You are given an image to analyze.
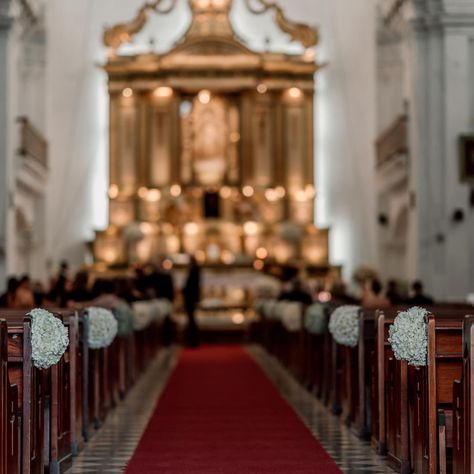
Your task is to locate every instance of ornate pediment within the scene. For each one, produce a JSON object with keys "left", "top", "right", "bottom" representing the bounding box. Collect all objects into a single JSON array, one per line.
[{"left": 103, "top": 0, "right": 319, "bottom": 57}]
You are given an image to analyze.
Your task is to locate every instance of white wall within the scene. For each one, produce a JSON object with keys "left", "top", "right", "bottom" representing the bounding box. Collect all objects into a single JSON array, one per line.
[{"left": 37, "top": 0, "right": 378, "bottom": 281}]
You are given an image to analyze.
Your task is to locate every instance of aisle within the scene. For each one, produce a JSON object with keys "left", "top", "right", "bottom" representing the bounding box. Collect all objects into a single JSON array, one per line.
[{"left": 126, "top": 346, "right": 341, "bottom": 473}]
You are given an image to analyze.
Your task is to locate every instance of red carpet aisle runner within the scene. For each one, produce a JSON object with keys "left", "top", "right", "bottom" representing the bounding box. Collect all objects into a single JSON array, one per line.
[{"left": 126, "top": 346, "right": 341, "bottom": 473}]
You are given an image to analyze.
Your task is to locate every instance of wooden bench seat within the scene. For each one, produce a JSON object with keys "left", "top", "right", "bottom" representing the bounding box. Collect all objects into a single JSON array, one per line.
[{"left": 452, "top": 315, "right": 474, "bottom": 474}]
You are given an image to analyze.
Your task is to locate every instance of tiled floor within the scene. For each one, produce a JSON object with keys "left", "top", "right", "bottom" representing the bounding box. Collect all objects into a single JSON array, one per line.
[
  {"left": 66, "top": 347, "right": 178, "bottom": 473},
  {"left": 67, "top": 345, "right": 395, "bottom": 473}
]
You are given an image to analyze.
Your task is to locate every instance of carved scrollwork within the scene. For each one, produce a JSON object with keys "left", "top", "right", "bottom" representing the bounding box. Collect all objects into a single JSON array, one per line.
[
  {"left": 245, "top": 0, "right": 319, "bottom": 48},
  {"left": 103, "top": 0, "right": 177, "bottom": 51}
]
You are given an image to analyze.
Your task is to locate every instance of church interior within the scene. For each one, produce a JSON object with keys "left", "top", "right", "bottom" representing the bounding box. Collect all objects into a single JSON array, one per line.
[{"left": 0, "top": 0, "right": 474, "bottom": 472}]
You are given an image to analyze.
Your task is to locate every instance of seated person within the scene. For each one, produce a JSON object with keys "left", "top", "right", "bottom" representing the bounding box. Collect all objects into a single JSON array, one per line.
[
  {"left": 407, "top": 280, "right": 434, "bottom": 306},
  {"left": 362, "top": 279, "right": 390, "bottom": 309}
]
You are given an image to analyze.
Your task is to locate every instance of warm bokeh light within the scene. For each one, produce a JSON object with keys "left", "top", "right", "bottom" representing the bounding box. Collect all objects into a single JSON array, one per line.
[
  {"left": 184, "top": 222, "right": 200, "bottom": 236},
  {"left": 146, "top": 189, "right": 161, "bottom": 202},
  {"left": 122, "top": 87, "right": 133, "bottom": 98},
  {"left": 162, "top": 258, "right": 173, "bottom": 270},
  {"left": 170, "top": 184, "right": 182, "bottom": 197},
  {"left": 243, "top": 221, "right": 259, "bottom": 236},
  {"left": 318, "top": 291, "right": 332, "bottom": 303},
  {"left": 154, "top": 87, "right": 173, "bottom": 98},
  {"left": 275, "top": 186, "right": 286, "bottom": 199},
  {"left": 221, "top": 250, "right": 235, "bottom": 265},
  {"left": 242, "top": 185, "right": 254, "bottom": 198},
  {"left": 257, "top": 83, "right": 267, "bottom": 94},
  {"left": 288, "top": 87, "right": 302, "bottom": 99},
  {"left": 108, "top": 184, "right": 119, "bottom": 199},
  {"left": 219, "top": 186, "right": 232, "bottom": 199},
  {"left": 232, "top": 312, "right": 245, "bottom": 324},
  {"left": 253, "top": 259, "right": 264, "bottom": 270},
  {"left": 138, "top": 187, "right": 148, "bottom": 199},
  {"left": 198, "top": 89, "right": 211, "bottom": 104},
  {"left": 255, "top": 247, "right": 268, "bottom": 259}
]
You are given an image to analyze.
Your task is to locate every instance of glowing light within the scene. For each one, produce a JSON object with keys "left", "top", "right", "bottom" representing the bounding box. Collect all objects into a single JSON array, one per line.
[
  {"left": 221, "top": 250, "right": 235, "bottom": 265},
  {"left": 264, "top": 188, "right": 278, "bottom": 202},
  {"left": 243, "top": 221, "right": 259, "bottom": 236},
  {"left": 220, "top": 186, "right": 232, "bottom": 199},
  {"left": 232, "top": 312, "right": 245, "bottom": 325},
  {"left": 275, "top": 186, "right": 286, "bottom": 199},
  {"left": 230, "top": 132, "right": 240, "bottom": 143},
  {"left": 184, "top": 222, "right": 200, "bottom": 236},
  {"left": 122, "top": 88, "right": 133, "bottom": 98},
  {"left": 146, "top": 189, "right": 161, "bottom": 202},
  {"left": 257, "top": 83, "right": 268, "bottom": 94},
  {"left": 103, "top": 248, "right": 118, "bottom": 264},
  {"left": 108, "top": 184, "right": 119, "bottom": 199},
  {"left": 198, "top": 89, "right": 211, "bottom": 105},
  {"left": 256, "top": 247, "right": 268, "bottom": 259},
  {"left": 305, "top": 184, "right": 316, "bottom": 199},
  {"left": 139, "top": 222, "right": 154, "bottom": 235},
  {"left": 138, "top": 187, "right": 148, "bottom": 199},
  {"left": 170, "top": 184, "right": 182, "bottom": 197},
  {"left": 288, "top": 87, "right": 302, "bottom": 99},
  {"left": 154, "top": 87, "right": 173, "bottom": 98},
  {"left": 318, "top": 291, "right": 332, "bottom": 303},
  {"left": 242, "top": 185, "right": 254, "bottom": 198},
  {"left": 195, "top": 249, "right": 206, "bottom": 263},
  {"left": 162, "top": 259, "right": 173, "bottom": 270},
  {"left": 253, "top": 259, "right": 264, "bottom": 270}
]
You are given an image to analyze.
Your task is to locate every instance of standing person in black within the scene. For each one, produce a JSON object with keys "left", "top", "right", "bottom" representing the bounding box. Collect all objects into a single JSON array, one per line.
[{"left": 183, "top": 256, "right": 201, "bottom": 347}]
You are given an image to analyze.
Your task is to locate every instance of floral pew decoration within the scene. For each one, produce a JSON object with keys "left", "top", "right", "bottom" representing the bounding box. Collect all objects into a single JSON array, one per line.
[
  {"left": 86, "top": 307, "right": 118, "bottom": 349},
  {"left": 113, "top": 304, "right": 134, "bottom": 337},
  {"left": 305, "top": 303, "right": 328, "bottom": 335},
  {"left": 30, "top": 308, "right": 69, "bottom": 369},
  {"left": 276, "top": 301, "right": 303, "bottom": 332},
  {"left": 388, "top": 306, "right": 428, "bottom": 366},
  {"left": 150, "top": 298, "right": 173, "bottom": 323},
  {"left": 328, "top": 305, "right": 360, "bottom": 347},
  {"left": 262, "top": 299, "right": 278, "bottom": 320},
  {"left": 132, "top": 301, "right": 154, "bottom": 331}
]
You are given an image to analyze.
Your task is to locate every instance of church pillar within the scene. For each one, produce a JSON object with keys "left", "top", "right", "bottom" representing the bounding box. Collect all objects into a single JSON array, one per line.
[{"left": 0, "top": 0, "right": 12, "bottom": 290}]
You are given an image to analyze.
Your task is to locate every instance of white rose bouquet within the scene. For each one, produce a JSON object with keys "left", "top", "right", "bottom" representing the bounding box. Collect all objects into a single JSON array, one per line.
[
  {"left": 388, "top": 306, "right": 428, "bottom": 366},
  {"left": 328, "top": 305, "right": 360, "bottom": 347},
  {"left": 30, "top": 308, "right": 69, "bottom": 369},
  {"left": 87, "top": 307, "right": 118, "bottom": 349}
]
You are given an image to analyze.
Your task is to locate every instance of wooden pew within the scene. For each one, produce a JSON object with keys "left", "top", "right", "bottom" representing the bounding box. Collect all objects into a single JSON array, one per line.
[
  {"left": 452, "top": 315, "right": 474, "bottom": 474},
  {"left": 373, "top": 307, "right": 470, "bottom": 473},
  {"left": 0, "top": 319, "right": 7, "bottom": 474},
  {"left": 2, "top": 313, "right": 44, "bottom": 474}
]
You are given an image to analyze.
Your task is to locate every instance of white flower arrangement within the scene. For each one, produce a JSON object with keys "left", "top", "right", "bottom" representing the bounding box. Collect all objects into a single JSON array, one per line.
[
  {"left": 150, "top": 299, "right": 173, "bottom": 321},
  {"left": 305, "top": 303, "right": 328, "bottom": 335},
  {"left": 114, "top": 303, "right": 134, "bottom": 337},
  {"left": 87, "top": 307, "right": 118, "bottom": 349},
  {"left": 279, "top": 301, "right": 303, "bottom": 332},
  {"left": 132, "top": 301, "right": 153, "bottom": 330},
  {"left": 253, "top": 298, "right": 266, "bottom": 314},
  {"left": 388, "top": 306, "right": 428, "bottom": 367},
  {"left": 262, "top": 299, "right": 278, "bottom": 320},
  {"left": 29, "top": 308, "right": 69, "bottom": 370},
  {"left": 328, "top": 305, "right": 360, "bottom": 347}
]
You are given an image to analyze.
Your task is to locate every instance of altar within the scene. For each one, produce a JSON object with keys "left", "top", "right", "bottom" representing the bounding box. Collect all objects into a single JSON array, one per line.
[{"left": 92, "top": 0, "right": 336, "bottom": 282}]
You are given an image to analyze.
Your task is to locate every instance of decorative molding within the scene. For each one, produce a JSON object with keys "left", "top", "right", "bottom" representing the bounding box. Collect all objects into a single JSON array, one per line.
[
  {"left": 103, "top": 0, "right": 319, "bottom": 54},
  {"left": 376, "top": 115, "right": 408, "bottom": 168},
  {"left": 17, "top": 116, "right": 48, "bottom": 168},
  {"left": 244, "top": 0, "right": 319, "bottom": 48}
]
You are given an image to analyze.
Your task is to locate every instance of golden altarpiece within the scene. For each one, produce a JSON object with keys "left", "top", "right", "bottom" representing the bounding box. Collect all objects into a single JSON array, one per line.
[{"left": 93, "top": 0, "right": 332, "bottom": 274}]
